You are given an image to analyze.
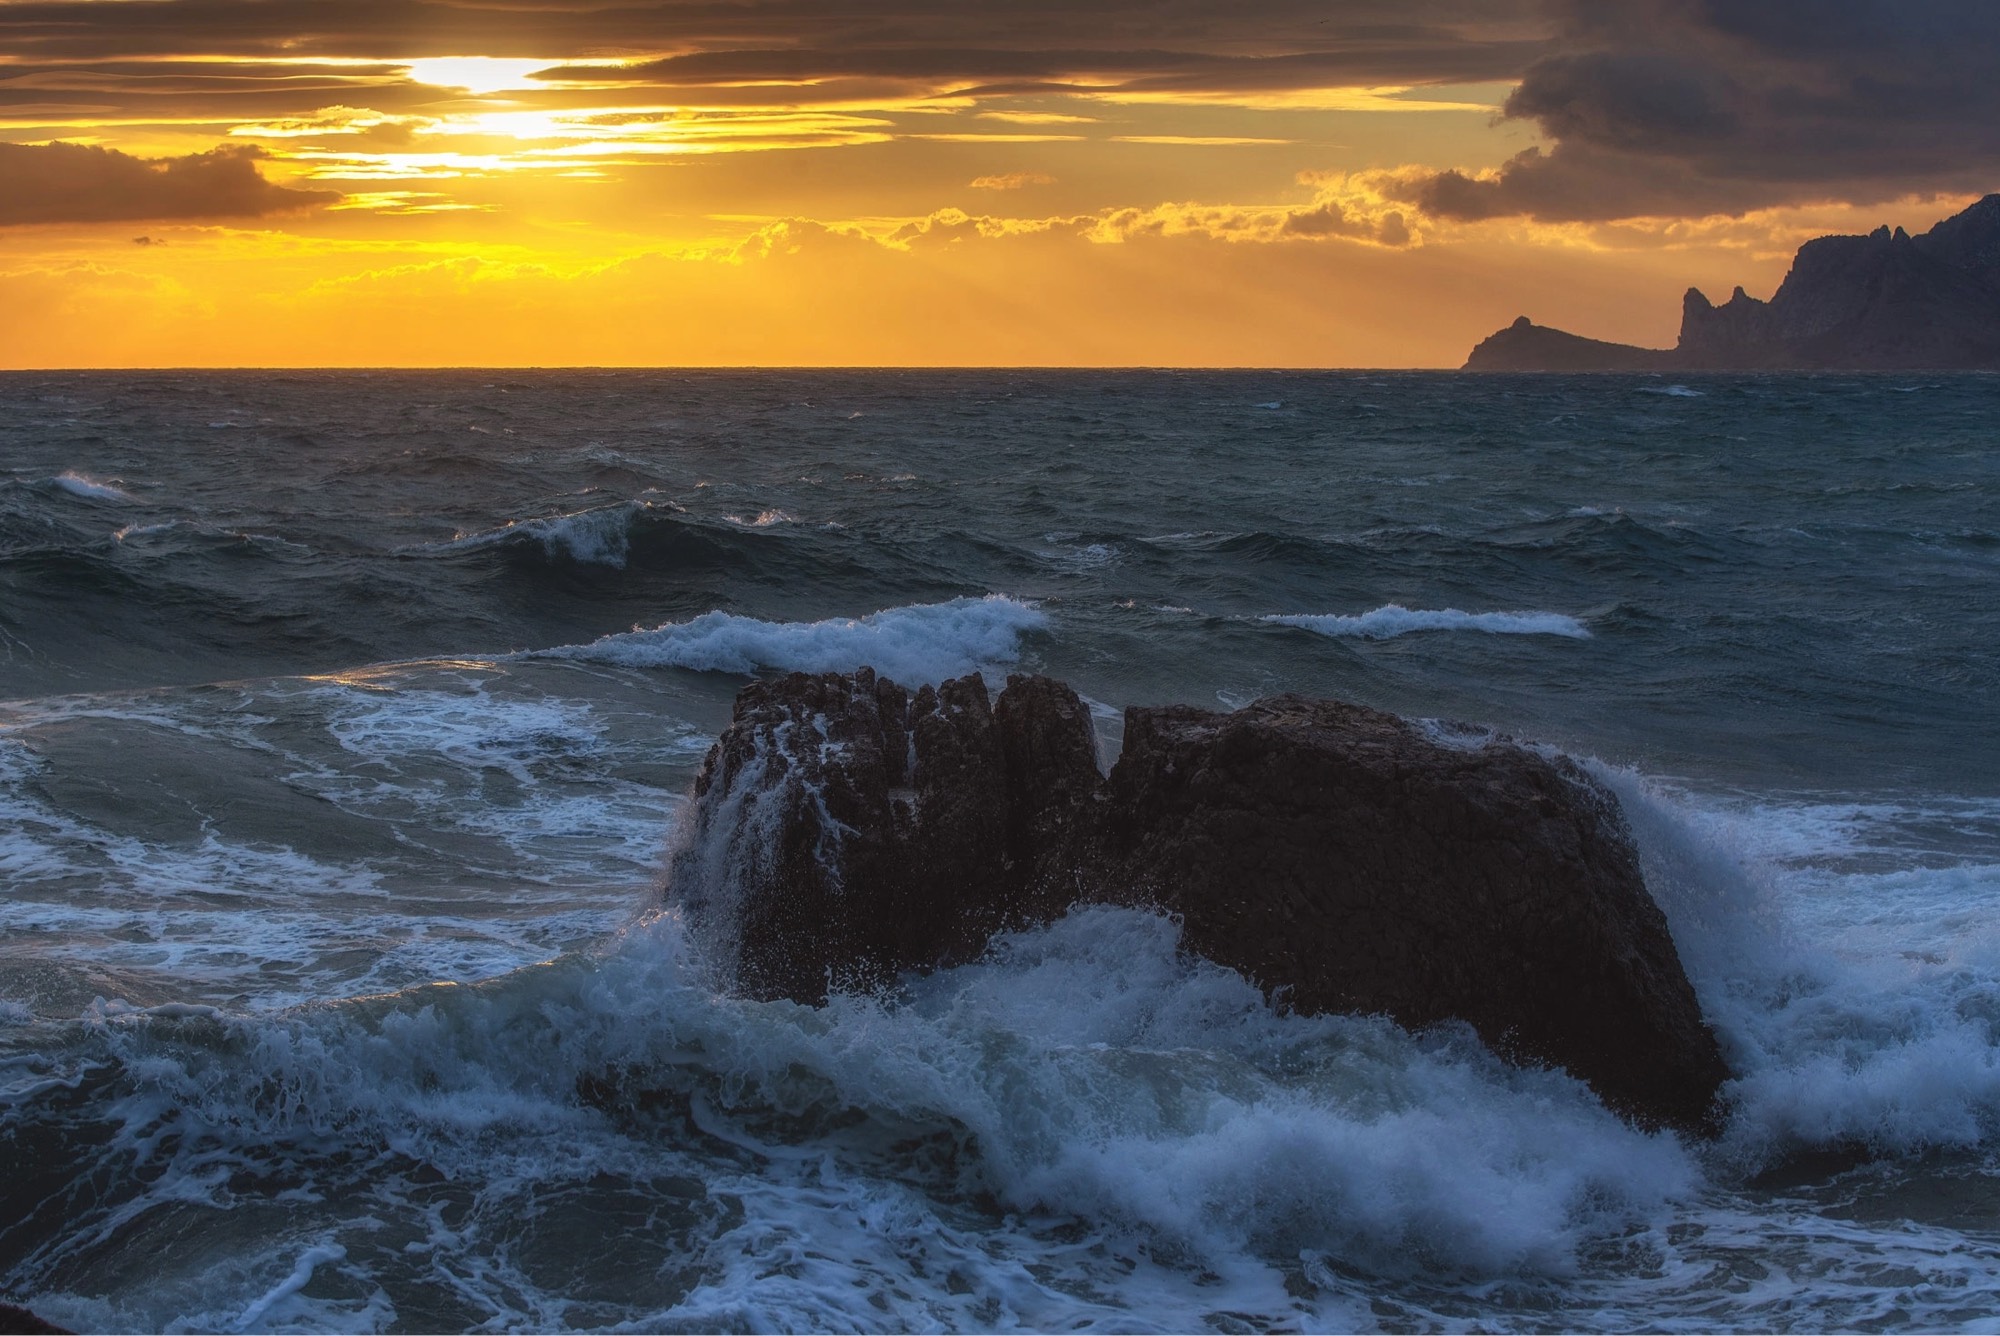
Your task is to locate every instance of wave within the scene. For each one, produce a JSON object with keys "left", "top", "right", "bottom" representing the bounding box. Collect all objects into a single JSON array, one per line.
[
  {"left": 1262, "top": 604, "right": 1592, "bottom": 640},
  {"left": 721, "top": 509, "right": 795, "bottom": 529},
  {"left": 107, "top": 519, "right": 311, "bottom": 554},
  {"left": 427, "top": 500, "right": 660, "bottom": 568},
  {"left": 4, "top": 906, "right": 1697, "bottom": 1334},
  {"left": 527, "top": 595, "right": 1047, "bottom": 684},
  {"left": 1138, "top": 529, "right": 1346, "bottom": 565},
  {"left": 13, "top": 750, "right": 2000, "bottom": 1330},
  {"left": 1602, "top": 768, "right": 2000, "bottom": 1165},
  {"left": 48, "top": 471, "right": 133, "bottom": 503},
  {"left": 0, "top": 674, "right": 671, "bottom": 1007}
]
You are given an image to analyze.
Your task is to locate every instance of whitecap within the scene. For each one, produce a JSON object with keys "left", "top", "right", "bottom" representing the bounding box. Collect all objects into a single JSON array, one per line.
[
  {"left": 50, "top": 470, "right": 133, "bottom": 502},
  {"left": 430, "top": 500, "right": 653, "bottom": 568},
  {"left": 721, "top": 509, "right": 794, "bottom": 528},
  {"left": 1261, "top": 604, "right": 1592, "bottom": 640},
  {"left": 112, "top": 521, "right": 178, "bottom": 541},
  {"left": 527, "top": 595, "right": 1047, "bottom": 684}
]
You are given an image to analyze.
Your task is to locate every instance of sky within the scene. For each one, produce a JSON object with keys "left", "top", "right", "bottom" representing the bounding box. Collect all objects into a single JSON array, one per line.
[{"left": 2, "top": 0, "right": 1996, "bottom": 367}]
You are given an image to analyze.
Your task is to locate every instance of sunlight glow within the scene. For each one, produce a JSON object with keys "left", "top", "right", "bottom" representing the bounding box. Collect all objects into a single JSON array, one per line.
[{"left": 402, "top": 57, "right": 554, "bottom": 94}]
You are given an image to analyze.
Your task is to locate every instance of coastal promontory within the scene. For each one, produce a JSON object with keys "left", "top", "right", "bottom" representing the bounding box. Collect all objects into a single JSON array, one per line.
[{"left": 1465, "top": 194, "right": 2000, "bottom": 371}]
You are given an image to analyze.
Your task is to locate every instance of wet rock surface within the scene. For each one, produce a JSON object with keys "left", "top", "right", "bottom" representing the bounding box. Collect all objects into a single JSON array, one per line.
[
  {"left": 669, "top": 669, "right": 1729, "bottom": 1130},
  {"left": 666, "top": 666, "right": 1099, "bottom": 1003},
  {"left": 1083, "top": 694, "right": 1729, "bottom": 1131},
  {"left": 0, "top": 1302, "right": 71, "bottom": 1335}
]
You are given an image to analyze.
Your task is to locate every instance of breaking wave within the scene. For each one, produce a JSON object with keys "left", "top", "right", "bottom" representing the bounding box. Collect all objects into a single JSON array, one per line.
[
  {"left": 528, "top": 596, "right": 1048, "bottom": 684},
  {"left": 426, "top": 500, "right": 659, "bottom": 568},
  {"left": 49, "top": 471, "right": 134, "bottom": 503}
]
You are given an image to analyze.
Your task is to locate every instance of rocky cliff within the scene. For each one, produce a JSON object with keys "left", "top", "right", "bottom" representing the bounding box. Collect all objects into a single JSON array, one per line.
[
  {"left": 667, "top": 669, "right": 1731, "bottom": 1132},
  {"left": 1464, "top": 193, "right": 2000, "bottom": 371}
]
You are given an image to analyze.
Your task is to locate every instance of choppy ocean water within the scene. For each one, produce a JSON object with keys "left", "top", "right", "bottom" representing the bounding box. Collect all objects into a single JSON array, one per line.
[{"left": 0, "top": 369, "right": 1996, "bottom": 1333}]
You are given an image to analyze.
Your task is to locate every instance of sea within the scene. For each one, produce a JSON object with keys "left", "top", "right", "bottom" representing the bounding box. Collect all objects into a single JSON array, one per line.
[{"left": 0, "top": 369, "right": 1996, "bottom": 1334}]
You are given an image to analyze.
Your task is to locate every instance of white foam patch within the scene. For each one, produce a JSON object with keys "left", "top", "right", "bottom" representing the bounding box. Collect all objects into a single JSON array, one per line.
[
  {"left": 112, "top": 521, "right": 178, "bottom": 541},
  {"left": 899, "top": 914, "right": 1694, "bottom": 1277},
  {"left": 530, "top": 595, "right": 1048, "bottom": 684},
  {"left": 1262, "top": 604, "right": 1592, "bottom": 640},
  {"left": 297, "top": 680, "right": 692, "bottom": 872},
  {"left": 721, "top": 509, "right": 794, "bottom": 528},
  {"left": 0, "top": 676, "right": 685, "bottom": 1007},
  {"left": 323, "top": 687, "right": 605, "bottom": 784},
  {"left": 1596, "top": 767, "right": 2000, "bottom": 1164},
  {"left": 1038, "top": 539, "right": 1120, "bottom": 573},
  {"left": 30, "top": 868, "right": 2000, "bottom": 1333},
  {"left": 49, "top": 471, "right": 133, "bottom": 502},
  {"left": 37, "top": 906, "right": 1696, "bottom": 1334}
]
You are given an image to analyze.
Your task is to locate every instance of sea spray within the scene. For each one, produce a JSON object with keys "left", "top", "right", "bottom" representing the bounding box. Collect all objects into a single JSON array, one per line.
[
  {"left": 5, "top": 369, "right": 1999, "bottom": 1333},
  {"left": 1601, "top": 766, "right": 2000, "bottom": 1166}
]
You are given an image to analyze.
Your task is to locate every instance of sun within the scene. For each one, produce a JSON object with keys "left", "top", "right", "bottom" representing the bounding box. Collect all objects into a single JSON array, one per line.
[{"left": 403, "top": 57, "right": 553, "bottom": 95}]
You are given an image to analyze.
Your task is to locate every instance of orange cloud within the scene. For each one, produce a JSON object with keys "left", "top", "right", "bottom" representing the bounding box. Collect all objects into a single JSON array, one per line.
[{"left": 969, "top": 171, "right": 1056, "bottom": 190}]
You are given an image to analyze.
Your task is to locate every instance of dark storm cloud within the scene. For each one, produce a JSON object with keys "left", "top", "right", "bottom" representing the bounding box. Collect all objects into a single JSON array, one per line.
[
  {"left": 1394, "top": 0, "right": 2000, "bottom": 220},
  {"left": 0, "top": 1, "right": 1540, "bottom": 63},
  {"left": 0, "top": 1, "right": 1544, "bottom": 122},
  {"left": 0, "top": 141, "right": 333, "bottom": 225},
  {"left": 0, "top": 56, "right": 462, "bottom": 128},
  {"left": 558, "top": 36, "right": 1543, "bottom": 95}
]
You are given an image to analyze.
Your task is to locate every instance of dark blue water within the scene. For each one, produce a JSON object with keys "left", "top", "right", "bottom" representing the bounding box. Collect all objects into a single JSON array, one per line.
[{"left": 2, "top": 371, "right": 1997, "bottom": 1332}]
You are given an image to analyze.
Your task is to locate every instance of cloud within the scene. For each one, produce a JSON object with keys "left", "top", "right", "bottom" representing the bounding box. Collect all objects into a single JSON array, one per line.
[
  {"left": 969, "top": 172, "right": 1057, "bottom": 189},
  {"left": 1089, "top": 175, "right": 1416, "bottom": 246},
  {"left": 710, "top": 181, "right": 1418, "bottom": 259},
  {"left": 0, "top": 1, "right": 1545, "bottom": 122},
  {"left": 0, "top": 141, "right": 333, "bottom": 226},
  {"left": 569, "top": 37, "right": 1541, "bottom": 101},
  {"left": 1390, "top": 0, "right": 2000, "bottom": 221}
]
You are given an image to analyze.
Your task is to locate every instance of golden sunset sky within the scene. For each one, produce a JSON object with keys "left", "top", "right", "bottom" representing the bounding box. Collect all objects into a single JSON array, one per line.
[{"left": 2, "top": 0, "right": 1993, "bottom": 367}]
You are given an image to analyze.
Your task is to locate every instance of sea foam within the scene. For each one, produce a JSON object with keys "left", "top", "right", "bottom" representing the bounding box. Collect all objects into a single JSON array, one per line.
[
  {"left": 35, "top": 904, "right": 1694, "bottom": 1334},
  {"left": 530, "top": 595, "right": 1048, "bottom": 684},
  {"left": 1599, "top": 767, "right": 2000, "bottom": 1165},
  {"left": 49, "top": 471, "right": 133, "bottom": 502},
  {"left": 1262, "top": 604, "right": 1592, "bottom": 640}
]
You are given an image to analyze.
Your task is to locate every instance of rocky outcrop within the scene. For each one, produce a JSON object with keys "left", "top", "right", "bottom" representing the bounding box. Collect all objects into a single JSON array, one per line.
[
  {"left": 1463, "top": 316, "right": 1676, "bottom": 371},
  {"left": 1463, "top": 192, "right": 2000, "bottom": 371},
  {"left": 0, "top": 1303, "right": 72, "bottom": 1335},
  {"left": 667, "top": 670, "right": 1730, "bottom": 1131},
  {"left": 665, "top": 666, "right": 1100, "bottom": 1003},
  {"left": 1082, "top": 695, "right": 1728, "bottom": 1131}
]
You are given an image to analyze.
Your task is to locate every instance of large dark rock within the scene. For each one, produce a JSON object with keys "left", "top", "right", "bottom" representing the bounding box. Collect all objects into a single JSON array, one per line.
[
  {"left": 667, "top": 670, "right": 1729, "bottom": 1131},
  {"left": 1462, "top": 192, "right": 2000, "bottom": 371},
  {"left": 667, "top": 666, "right": 1099, "bottom": 1003},
  {"left": 0, "top": 1303, "right": 71, "bottom": 1335},
  {"left": 1083, "top": 695, "right": 1728, "bottom": 1131}
]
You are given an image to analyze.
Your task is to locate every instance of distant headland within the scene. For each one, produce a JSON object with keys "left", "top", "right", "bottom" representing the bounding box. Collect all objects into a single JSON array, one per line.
[{"left": 1464, "top": 194, "right": 2000, "bottom": 371}]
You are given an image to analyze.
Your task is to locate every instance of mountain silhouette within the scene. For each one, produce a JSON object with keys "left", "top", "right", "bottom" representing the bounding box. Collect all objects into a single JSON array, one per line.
[{"left": 1465, "top": 195, "right": 2000, "bottom": 371}]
